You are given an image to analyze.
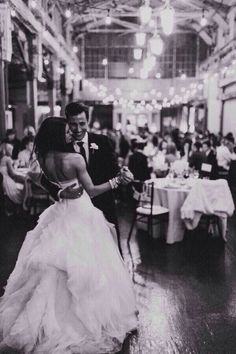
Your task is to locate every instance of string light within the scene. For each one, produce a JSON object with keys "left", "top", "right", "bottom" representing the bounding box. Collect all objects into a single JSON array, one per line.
[
  {"left": 65, "top": 8, "right": 72, "bottom": 18},
  {"left": 11, "top": 9, "right": 16, "bottom": 17},
  {"left": 73, "top": 46, "right": 78, "bottom": 53},
  {"left": 128, "top": 67, "right": 134, "bottom": 74},
  {"left": 30, "top": 0, "right": 36, "bottom": 9},
  {"left": 102, "top": 58, "right": 108, "bottom": 66}
]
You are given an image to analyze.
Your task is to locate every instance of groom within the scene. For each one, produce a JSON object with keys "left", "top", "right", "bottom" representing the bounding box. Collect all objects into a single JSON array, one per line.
[{"left": 41, "top": 102, "right": 132, "bottom": 255}]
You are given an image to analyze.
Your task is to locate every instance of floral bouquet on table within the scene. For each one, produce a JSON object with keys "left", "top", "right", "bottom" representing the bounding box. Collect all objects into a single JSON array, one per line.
[{"left": 171, "top": 160, "right": 189, "bottom": 178}]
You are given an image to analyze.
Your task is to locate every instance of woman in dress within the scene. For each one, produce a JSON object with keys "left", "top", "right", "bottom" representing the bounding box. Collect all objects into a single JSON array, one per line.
[
  {"left": 0, "top": 117, "right": 137, "bottom": 354},
  {"left": 0, "top": 142, "right": 25, "bottom": 205}
]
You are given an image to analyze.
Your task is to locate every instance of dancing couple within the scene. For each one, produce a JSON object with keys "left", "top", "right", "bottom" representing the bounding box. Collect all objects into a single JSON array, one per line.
[{"left": 0, "top": 103, "right": 138, "bottom": 353}]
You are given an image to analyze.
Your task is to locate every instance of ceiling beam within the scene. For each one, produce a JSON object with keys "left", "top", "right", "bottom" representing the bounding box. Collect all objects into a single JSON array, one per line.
[{"left": 191, "top": 23, "right": 213, "bottom": 45}]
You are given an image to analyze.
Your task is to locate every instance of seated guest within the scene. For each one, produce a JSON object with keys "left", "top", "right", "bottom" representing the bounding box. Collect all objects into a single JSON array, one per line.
[
  {"left": 202, "top": 140, "right": 218, "bottom": 179},
  {"left": 3, "top": 129, "right": 21, "bottom": 160},
  {"left": 189, "top": 141, "right": 205, "bottom": 172},
  {"left": 128, "top": 140, "right": 151, "bottom": 182},
  {"left": 144, "top": 134, "right": 159, "bottom": 157},
  {"left": 165, "top": 142, "right": 178, "bottom": 165},
  {"left": 21, "top": 125, "right": 36, "bottom": 150},
  {"left": 158, "top": 139, "right": 168, "bottom": 155},
  {"left": 216, "top": 136, "right": 236, "bottom": 173},
  {"left": 0, "top": 143, "right": 25, "bottom": 205},
  {"left": 17, "top": 136, "right": 35, "bottom": 167}
]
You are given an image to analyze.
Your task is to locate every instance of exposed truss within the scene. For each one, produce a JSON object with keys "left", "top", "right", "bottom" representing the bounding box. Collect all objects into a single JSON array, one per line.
[{"left": 57, "top": 0, "right": 232, "bottom": 45}]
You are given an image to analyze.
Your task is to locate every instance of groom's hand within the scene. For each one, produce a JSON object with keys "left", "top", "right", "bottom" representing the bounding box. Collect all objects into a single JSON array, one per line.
[
  {"left": 118, "top": 167, "right": 134, "bottom": 185},
  {"left": 60, "top": 184, "right": 83, "bottom": 200}
]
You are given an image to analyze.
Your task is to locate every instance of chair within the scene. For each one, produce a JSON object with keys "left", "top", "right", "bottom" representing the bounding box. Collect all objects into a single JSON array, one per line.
[
  {"left": 24, "top": 178, "right": 53, "bottom": 215},
  {"left": 127, "top": 180, "right": 169, "bottom": 243}
]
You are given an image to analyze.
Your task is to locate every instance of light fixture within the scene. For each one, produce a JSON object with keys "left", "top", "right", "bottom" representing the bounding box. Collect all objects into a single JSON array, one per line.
[
  {"left": 143, "top": 54, "right": 156, "bottom": 72},
  {"left": 155, "top": 72, "right": 161, "bottom": 79},
  {"left": 102, "top": 58, "right": 108, "bottom": 66},
  {"left": 73, "top": 46, "right": 78, "bottom": 53},
  {"left": 140, "top": 67, "right": 148, "bottom": 79},
  {"left": 140, "top": 0, "right": 152, "bottom": 25},
  {"left": 160, "top": 0, "right": 175, "bottom": 36},
  {"left": 11, "top": 8, "right": 16, "bottom": 17},
  {"left": 200, "top": 9, "right": 207, "bottom": 27},
  {"left": 30, "top": 0, "right": 36, "bottom": 9},
  {"left": 133, "top": 48, "right": 142, "bottom": 60},
  {"left": 65, "top": 8, "right": 72, "bottom": 18},
  {"left": 57, "top": 67, "right": 65, "bottom": 75},
  {"left": 135, "top": 32, "right": 146, "bottom": 47},
  {"left": 43, "top": 58, "right": 50, "bottom": 65},
  {"left": 105, "top": 9, "right": 112, "bottom": 25},
  {"left": 149, "top": 33, "right": 164, "bottom": 56},
  {"left": 128, "top": 67, "right": 134, "bottom": 74}
]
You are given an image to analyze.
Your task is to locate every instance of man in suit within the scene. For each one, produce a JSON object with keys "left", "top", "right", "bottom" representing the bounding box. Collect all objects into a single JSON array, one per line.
[
  {"left": 128, "top": 140, "right": 151, "bottom": 182},
  {"left": 41, "top": 102, "right": 132, "bottom": 256},
  {"left": 202, "top": 140, "right": 218, "bottom": 179}
]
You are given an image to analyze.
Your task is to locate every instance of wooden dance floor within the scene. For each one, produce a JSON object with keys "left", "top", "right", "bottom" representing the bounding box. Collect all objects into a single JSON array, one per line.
[{"left": 1, "top": 199, "right": 236, "bottom": 354}]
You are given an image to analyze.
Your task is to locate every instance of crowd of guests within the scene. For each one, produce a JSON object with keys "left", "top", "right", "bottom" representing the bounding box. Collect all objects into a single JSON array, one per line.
[
  {"left": 1, "top": 121, "right": 236, "bottom": 215},
  {"left": 0, "top": 126, "right": 36, "bottom": 213},
  {"left": 104, "top": 127, "right": 236, "bottom": 184}
]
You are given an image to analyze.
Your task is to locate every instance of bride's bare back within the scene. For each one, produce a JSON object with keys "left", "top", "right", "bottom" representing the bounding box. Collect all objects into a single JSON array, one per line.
[
  {"left": 42, "top": 151, "right": 111, "bottom": 198},
  {"left": 43, "top": 152, "right": 82, "bottom": 183}
]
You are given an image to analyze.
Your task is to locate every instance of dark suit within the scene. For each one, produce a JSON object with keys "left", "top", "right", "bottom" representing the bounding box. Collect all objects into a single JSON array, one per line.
[
  {"left": 128, "top": 151, "right": 151, "bottom": 182},
  {"left": 41, "top": 133, "right": 119, "bottom": 224},
  {"left": 202, "top": 150, "right": 218, "bottom": 180},
  {"left": 189, "top": 151, "right": 206, "bottom": 172}
]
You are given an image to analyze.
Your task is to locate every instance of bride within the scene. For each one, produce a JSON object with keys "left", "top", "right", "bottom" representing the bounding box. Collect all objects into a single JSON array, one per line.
[{"left": 0, "top": 117, "right": 138, "bottom": 354}]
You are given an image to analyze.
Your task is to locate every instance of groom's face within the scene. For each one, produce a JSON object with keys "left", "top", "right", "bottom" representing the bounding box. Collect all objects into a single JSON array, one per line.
[{"left": 67, "top": 112, "right": 88, "bottom": 141}]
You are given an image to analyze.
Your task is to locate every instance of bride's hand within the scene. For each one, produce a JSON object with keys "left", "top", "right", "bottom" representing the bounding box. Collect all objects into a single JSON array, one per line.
[{"left": 60, "top": 184, "right": 83, "bottom": 199}]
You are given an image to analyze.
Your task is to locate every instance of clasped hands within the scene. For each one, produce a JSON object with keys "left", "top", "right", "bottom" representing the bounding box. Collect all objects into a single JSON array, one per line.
[
  {"left": 60, "top": 166, "right": 134, "bottom": 199},
  {"left": 117, "top": 166, "right": 134, "bottom": 185}
]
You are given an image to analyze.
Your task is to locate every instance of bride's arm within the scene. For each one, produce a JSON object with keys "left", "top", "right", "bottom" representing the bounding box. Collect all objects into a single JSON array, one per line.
[{"left": 72, "top": 154, "right": 116, "bottom": 198}]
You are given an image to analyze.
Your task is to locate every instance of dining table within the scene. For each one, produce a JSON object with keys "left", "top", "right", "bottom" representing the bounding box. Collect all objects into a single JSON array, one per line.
[{"left": 146, "top": 177, "right": 199, "bottom": 244}]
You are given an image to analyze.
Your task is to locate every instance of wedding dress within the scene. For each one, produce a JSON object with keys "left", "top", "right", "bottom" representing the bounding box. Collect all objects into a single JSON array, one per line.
[{"left": 0, "top": 179, "right": 137, "bottom": 354}]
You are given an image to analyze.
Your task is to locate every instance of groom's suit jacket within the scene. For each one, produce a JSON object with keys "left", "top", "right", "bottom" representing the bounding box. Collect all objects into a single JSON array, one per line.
[{"left": 41, "top": 133, "right": 119, "bottom": 224}]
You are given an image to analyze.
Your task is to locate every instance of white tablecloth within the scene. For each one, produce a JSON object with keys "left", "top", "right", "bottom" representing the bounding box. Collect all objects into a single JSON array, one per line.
[
  {"left": 147, "top": 177, "right": 234, "bottom": 244},
  {"left": 146, "top": 178, "right": 197, "bottom": 244}
]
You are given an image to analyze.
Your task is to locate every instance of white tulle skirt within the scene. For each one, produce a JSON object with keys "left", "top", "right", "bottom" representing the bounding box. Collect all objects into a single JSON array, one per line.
[{"left": 0, "top": 193, "right": 137, "bottom": 353}]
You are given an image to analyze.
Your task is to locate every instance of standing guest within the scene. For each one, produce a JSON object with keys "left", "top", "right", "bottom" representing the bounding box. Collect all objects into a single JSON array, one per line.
[
  {"left": 3, "top": 129, "right": 21, "bottom": 160},
  {"left": 21, "top": 125, "right": 36, "bottom": 150},
  {"left": 0, "top": 143, "right": 25, "bottom": 206},
  {"left": 17, "top": 136, "right": 35, "bottom": 168},
  {"left": 189, "top": 141, "right": 205, "bottom": 172},
  {"left": 128, "top": 140, "right": 151, "bottom": 182},
  {"left": 216, "top": 136, "right": 236, "bottom": 174},
  {"left": 165, "top": 142, "right": 178, "bottom": 166},
  {"left": 202, "top": 140, "right": 218, "bottom": 179}
]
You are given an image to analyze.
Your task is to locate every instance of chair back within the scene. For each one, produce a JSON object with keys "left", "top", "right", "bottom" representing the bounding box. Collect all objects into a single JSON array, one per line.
[{"left": 132, "top": 180, "right": 155, "bottom": 215}]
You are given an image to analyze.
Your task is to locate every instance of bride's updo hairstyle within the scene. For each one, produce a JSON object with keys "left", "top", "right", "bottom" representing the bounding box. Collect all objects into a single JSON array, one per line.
[{"left": 34, "top": 117, "right": 67, "bottom": 160}]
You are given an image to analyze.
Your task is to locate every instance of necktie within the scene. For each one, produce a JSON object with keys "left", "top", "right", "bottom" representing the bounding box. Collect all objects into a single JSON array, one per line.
[{"left": 77, "top": 142, "right": 87, "bottom": 164}]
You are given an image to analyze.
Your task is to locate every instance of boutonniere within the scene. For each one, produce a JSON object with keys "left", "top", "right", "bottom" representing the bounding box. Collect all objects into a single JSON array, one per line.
[{"left": 90, "top": 143, "right": 99, "bottom": 152}]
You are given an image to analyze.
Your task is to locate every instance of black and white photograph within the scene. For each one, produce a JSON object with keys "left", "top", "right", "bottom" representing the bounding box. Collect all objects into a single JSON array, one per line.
[{"left": 0, "top": 0, "right": 236, "bottom": 353}]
